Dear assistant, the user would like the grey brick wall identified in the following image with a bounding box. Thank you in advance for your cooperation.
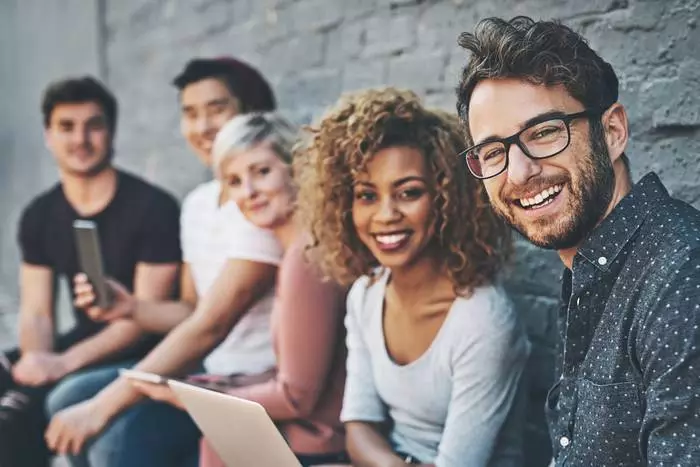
[2,1,699,465]
[0,0,103,351]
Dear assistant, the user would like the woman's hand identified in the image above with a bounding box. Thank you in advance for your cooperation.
[129,380,185,410]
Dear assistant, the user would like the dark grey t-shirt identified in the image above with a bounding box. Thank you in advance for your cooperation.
[18,169,181,355]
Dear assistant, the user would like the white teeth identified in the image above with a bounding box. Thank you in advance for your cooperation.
[519,184,563,208]
[375,233,408,245]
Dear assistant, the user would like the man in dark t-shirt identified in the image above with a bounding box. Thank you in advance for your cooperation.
[0,76,181,466]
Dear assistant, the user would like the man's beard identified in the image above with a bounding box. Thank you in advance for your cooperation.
[495,124,616,250]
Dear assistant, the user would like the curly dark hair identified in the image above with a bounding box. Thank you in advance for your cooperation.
[294,88,511,294]
[456,17,622,154]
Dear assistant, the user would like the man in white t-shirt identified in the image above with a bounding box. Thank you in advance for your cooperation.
[44,58,282,467]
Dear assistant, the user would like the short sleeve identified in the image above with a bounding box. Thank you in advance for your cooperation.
[18,201,51,266]
[223,204,283,266]
[136,192,182,264]
[180,192,196,263]
[340,277,387,423]
[436,288,530,467]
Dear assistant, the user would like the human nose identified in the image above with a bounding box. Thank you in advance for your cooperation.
[374,196,401,223]
[193,114,213,134]
[241,177,257,199]
[506,142,542,186]
[70,125,89,147]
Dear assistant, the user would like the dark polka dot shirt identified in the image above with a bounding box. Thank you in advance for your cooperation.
[548,173,700,466]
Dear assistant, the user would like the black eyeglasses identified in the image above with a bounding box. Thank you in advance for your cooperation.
[460,108,606,180]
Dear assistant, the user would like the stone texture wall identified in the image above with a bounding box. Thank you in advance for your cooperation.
[2,1,699,465]
[0,0,103,347]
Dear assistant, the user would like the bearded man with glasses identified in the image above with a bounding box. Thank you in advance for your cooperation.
[457,16,700,467]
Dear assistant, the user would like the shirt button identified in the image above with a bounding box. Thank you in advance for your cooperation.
[559,436,571,448]
[597,256,608,266]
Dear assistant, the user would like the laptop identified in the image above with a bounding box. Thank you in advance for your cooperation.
[168,379,302,467]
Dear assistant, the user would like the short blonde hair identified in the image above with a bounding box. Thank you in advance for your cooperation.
[212,112,297,177]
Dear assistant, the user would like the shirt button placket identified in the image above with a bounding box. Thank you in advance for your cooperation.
[559,435,571,448]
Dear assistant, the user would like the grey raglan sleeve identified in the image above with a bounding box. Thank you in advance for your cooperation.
[340,278,387,423]
[436,291,530,467]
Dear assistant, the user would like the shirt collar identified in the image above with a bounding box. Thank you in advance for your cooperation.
[577,172,668,272]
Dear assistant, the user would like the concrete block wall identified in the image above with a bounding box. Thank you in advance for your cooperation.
[0,0,104,349]
[2,1,699,465]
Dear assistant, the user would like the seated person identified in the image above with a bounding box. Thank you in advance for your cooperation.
[294,88,531,466]
[118,113,349,466]
[0,76,181,467]
[45,58,281,467]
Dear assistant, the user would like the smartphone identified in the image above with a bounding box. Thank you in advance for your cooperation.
[73,220,113,309]
[119,368,169,386]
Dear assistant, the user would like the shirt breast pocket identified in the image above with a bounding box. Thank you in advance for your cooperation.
[573,379,644,465]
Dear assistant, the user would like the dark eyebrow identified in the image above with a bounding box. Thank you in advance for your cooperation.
[474,110,568,146]
[353,176,427,189]
[86,114,106,124]
[206,98,231,108]
[182,98,230,114]
[56,118,75,128]
[393,176,427,187]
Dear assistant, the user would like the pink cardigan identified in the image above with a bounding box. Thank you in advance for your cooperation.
[199,239,347,466]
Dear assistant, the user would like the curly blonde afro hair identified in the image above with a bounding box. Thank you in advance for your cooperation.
[294,88,511,294]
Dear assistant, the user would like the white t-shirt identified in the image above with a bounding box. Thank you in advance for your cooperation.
[340,271,530,466]
[181,179,283,375]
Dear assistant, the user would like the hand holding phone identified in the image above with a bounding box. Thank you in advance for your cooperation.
[73,220,113,309]
[73,273,135,322]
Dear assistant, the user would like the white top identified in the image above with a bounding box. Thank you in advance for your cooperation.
[340,271,530,466]
[180,180,283,375]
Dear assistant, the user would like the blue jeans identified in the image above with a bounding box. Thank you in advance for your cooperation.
[46,364,200,467]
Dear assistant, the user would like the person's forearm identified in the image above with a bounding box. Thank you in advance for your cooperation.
[134,313,224,376]
[92,374,144,420]
[131,300,194,334]
[60,321,144,373]
[18,313,54,353]
[347,422,408,467]
[90,314,225,420]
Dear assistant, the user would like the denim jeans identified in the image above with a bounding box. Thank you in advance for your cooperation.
[46,365,200,467]
[0,350,132,467]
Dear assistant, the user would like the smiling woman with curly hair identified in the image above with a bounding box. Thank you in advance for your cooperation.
[296,88,510,290]
[295,88,530,467]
